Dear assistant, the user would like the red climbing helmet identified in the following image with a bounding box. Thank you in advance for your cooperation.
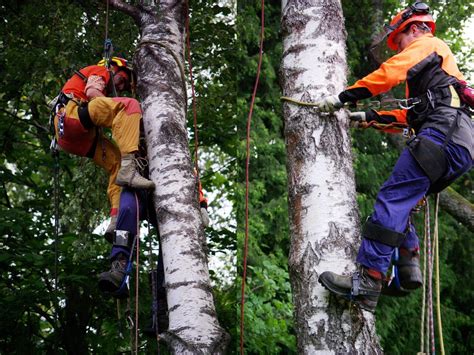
[385,2,435,51]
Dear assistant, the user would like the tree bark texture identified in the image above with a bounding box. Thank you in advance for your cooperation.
[281,0,382,353]
[112,0,228,353]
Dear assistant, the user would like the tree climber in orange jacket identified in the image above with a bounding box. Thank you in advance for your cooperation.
[316,2,473,312]
[52,57,155,240]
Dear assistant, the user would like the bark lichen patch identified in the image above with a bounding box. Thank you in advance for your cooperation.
[281,2,312,36]
[316,221,352,258]
[312,1,346,43]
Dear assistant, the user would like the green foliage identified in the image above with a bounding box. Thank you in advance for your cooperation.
[234,0,296,353]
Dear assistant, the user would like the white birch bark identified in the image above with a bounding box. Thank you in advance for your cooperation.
[111,0,229,353]
[281,0,382,353]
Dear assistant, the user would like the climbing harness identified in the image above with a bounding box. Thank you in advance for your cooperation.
[241,0,264,354]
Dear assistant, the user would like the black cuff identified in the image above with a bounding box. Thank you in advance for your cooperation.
[362,220,405,247]
[200,200,208,209]
[339,87,372,104]
[365,109,380,122]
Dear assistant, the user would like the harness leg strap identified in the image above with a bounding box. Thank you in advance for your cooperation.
[362,220,405,247]
[113,230,135,249]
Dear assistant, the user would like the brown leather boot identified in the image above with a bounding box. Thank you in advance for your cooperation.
[116,154,155,190]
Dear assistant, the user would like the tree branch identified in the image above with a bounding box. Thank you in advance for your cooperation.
[108,0,141,23]
[439,187,474,232]
[386,133,474,232]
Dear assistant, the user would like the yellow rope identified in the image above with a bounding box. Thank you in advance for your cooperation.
[420,201,428,354]
[434,194,445,355]
[280,96,320,107]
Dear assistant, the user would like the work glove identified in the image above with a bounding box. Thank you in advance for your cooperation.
[200,207,210,228]
[349,111,367,128]
[317,95,343,112]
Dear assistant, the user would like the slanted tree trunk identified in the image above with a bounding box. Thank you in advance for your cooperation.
[281,0,382,352]
[110,0,228,353]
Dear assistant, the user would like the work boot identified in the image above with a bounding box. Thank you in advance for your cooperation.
[98,253,129,298]
[104,215,117,243]
[397,248,422,290]
[116,154,155,190]
[319,267,383,313]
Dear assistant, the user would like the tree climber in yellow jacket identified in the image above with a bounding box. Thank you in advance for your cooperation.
[317,2,473,312]
[52,57,155,240]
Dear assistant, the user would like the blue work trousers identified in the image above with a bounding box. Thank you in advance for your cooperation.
[110,188,147,260]
[357,128,472,273]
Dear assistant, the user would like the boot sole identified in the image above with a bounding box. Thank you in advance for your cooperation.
[98,280,130,299]
[398,269,423,290]
[115,178,155,190]
[318,274,376,313]
[400,280,422,290]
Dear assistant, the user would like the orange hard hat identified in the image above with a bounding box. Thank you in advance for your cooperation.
[386,2,435,51]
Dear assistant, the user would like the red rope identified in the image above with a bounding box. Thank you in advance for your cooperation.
[185,0,200,180]
[240,1,264,354]
[364,120,407,131]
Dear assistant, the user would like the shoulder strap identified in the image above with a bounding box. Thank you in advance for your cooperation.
[74,70,88,83]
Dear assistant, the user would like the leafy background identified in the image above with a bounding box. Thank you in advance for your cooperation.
[0,0,472,353]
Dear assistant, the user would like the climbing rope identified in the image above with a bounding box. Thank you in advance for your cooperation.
[420,210,427,354]
[185,0,200,179]
[434,194,445,355]
[361,120,407,130]
[241,0,264,354]
[421,197,435,354]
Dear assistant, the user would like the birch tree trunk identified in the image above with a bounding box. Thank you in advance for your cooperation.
[281,0,382,352]
[111,0,228,353]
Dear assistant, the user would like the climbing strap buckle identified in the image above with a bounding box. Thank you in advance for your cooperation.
[57,111,65,138]
[113,230,135,249]
[351,272,361,297]
[398,97,423,110]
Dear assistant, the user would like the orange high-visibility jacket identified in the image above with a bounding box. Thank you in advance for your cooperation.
[339,33,465,125]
